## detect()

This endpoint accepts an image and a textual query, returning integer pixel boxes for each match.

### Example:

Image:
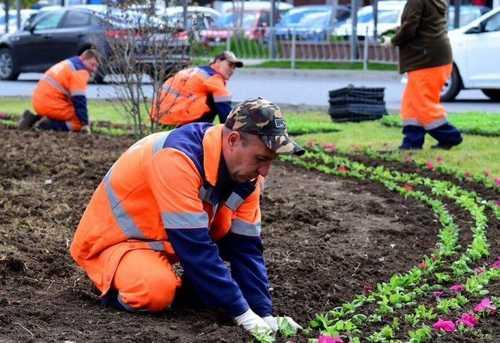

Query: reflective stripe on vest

[225,192,244,211]
[103,170,170,251]
[402,118,449,130]
[161,211,209,229]
[425,118,448,130]
[231,218,261,237]
[41,75,70,97]
[402,119,420,127]
[152,131,172,155]
[103,170,146,240]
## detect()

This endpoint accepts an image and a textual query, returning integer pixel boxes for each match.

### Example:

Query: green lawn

[1,97,498,178]
[249,60,397,71]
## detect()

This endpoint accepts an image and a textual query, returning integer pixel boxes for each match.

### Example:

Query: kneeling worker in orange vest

[150,51,242,126]
[19,49,100,133]
[71,98,304,335]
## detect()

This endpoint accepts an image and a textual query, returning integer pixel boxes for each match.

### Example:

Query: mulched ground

[0,125,497,342]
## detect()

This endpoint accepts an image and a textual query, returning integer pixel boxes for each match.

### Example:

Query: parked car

[201,9,274,44]
[447,5,490,30]
[0,6,190,83]
[441,6,500,101]
[158,6,221,31]
[273,5,350,41]
[336,1,406,40]
[217,1,292,14]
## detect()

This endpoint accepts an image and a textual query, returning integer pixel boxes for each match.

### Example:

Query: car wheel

[481,89,500,102]
[0,48,19,80]
[440,65,461,102]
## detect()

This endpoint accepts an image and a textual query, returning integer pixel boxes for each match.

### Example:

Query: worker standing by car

[383,0,463,150]
[18,49,100,133]
[71,98,304,336]
[150,51,243,126]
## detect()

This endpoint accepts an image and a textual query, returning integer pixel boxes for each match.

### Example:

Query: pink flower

[323,143,337,153]
[491,258,500,269]
[474,267,486,274]
[449,284,465,294]
[426,161,434,170]
[495,178,500,187]
[474,298,497,314]
[456,313,478,328]
[432,291,445,299]
[318,335,344,343]
[433,319,456,332]
[496,200,500,207]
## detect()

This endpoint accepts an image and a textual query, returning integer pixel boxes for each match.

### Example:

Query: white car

[158,6,221,30]
[442,7,500,101]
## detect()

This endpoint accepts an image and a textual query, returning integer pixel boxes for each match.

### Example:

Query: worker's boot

[18,110,41,129]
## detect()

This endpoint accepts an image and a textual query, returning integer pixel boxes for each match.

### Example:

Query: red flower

[363,283,374,294]
[418,260,428,270]
[337,165,348,174]
[403,183,414,192]
[426,161,434,170]
[323,143,337,153]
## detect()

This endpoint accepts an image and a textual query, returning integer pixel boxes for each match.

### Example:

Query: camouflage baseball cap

[225,98,305,156]
[213,51,244,68]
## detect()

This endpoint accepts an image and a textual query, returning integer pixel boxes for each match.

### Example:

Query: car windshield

[214,12,258,29]
[448,6,483,28]
[279,8,327,26]
[357,8,399,24]
[298,12,331,28]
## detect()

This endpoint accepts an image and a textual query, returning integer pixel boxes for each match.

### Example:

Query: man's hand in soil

[263,315,303,333]
[234,309,272,333]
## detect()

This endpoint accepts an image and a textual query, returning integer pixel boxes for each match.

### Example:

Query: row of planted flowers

[259,144,499,342]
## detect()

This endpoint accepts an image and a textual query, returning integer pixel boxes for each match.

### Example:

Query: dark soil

[0,125,498,342]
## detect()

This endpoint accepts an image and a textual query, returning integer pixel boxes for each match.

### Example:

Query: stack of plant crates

[328,85,387,122]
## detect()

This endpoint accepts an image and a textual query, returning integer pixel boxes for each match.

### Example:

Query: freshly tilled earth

[0,125,497,342]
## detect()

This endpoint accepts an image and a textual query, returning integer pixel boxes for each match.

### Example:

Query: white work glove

[263,315,303,333]
[235,309,272,334]
[380,35,393,47]
[80,125,91,135]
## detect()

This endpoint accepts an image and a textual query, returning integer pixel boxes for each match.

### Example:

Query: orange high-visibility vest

[32,57,90,131]
[70,125,261,296]
[150,66,231,125]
